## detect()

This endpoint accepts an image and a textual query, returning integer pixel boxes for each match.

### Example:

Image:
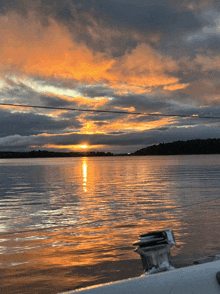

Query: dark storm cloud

[39,95,72,108]
[107,94,171,112]
[167,105,220,117]
[94,1,201,32]
[77,85,114,98]
[0,109,82,137]
[60,0,206,60]
[0,0,211,34]
[199,36,220,52]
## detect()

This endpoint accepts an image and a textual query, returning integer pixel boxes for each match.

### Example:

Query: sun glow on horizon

[42,144,109,151]
[80,144,88,149]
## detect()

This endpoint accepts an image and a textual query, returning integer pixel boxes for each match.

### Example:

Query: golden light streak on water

[82,157,88,192]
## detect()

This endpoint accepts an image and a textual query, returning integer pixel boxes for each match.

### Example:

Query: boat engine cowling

[133,229,176,275]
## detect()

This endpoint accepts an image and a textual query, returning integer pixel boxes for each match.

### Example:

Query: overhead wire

[1,102,220,119]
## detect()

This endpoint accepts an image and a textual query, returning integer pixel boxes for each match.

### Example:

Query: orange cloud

[0,12,187,93]
[114,106,136,112]
[103,117,176,132]
[72,96,109,108]
[0,104,33,112]
[78,114,176,134]
[110,44,180,88]
[0,12,114,82]
[163,83,190,91]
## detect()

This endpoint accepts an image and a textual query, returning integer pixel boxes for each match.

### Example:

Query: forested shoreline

[133,138,220,155]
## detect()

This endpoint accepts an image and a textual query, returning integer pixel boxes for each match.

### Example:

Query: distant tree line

[133,138,220,155]
[0,150,113,159]
[1,138,220,158]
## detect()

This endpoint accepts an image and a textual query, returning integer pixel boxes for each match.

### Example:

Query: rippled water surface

[1,155,220,293]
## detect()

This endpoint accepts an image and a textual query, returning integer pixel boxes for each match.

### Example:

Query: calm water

[1,155,220,293]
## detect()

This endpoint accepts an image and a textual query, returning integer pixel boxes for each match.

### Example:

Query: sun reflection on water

[82,158,88,192]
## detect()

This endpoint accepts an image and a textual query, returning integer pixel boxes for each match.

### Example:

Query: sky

[0,0,220,154]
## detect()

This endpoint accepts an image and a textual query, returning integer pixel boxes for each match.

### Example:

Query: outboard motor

[133,229,176,275]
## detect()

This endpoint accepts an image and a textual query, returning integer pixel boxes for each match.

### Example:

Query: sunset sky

[0,0,220,153]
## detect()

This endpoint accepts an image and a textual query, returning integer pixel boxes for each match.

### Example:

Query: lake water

[1,155,220,294]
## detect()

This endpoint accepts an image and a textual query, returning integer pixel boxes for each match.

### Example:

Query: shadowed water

[1,155,220,293]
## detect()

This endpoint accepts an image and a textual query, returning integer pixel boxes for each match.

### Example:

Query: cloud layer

[0,0,220,153]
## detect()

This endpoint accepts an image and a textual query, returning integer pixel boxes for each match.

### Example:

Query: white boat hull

[60,260,220,294]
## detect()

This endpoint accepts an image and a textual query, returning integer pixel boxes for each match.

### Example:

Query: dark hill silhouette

[133,138,220,155]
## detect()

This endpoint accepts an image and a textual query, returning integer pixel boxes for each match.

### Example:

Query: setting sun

[80,144,88,149]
